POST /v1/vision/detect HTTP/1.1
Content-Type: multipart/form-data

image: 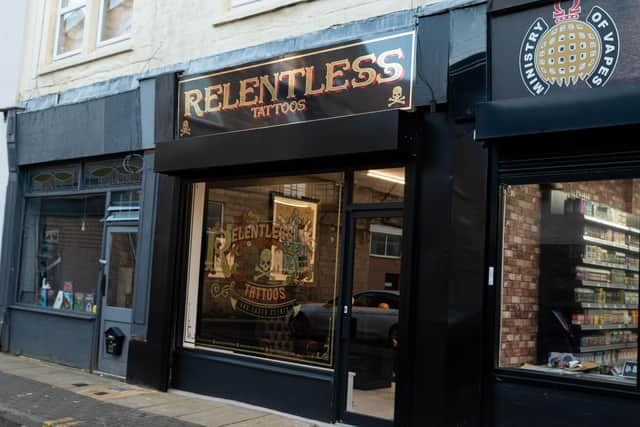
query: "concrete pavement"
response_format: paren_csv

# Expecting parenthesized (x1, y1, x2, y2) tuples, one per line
(0, 353, 326, 427)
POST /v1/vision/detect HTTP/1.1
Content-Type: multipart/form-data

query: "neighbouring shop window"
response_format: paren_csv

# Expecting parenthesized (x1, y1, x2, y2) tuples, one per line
(499, 180, 640, 385)
(98, 0, 134, 44)
(29, 164, 80, 193)
(83, 154, 143, 188)
(18, 195, 106, 313)
(106, 191, 140, 222)
(354, 168, 405, 204)
(54, 0, 87, 58)
(188, 173, 343, 367)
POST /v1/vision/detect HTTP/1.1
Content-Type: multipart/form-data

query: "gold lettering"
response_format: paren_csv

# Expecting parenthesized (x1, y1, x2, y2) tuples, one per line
(184, 89, 204, 118)
(326, 58, 351, 93)
(376, 49, 405, 84)
(204, 85, 223, 113)
(222, 82, 239, 110)
(279, 68, 306, 99)
(304, 66, 325, 96)
(239, 77, 259, 108)
(351, 53, 377, 88)
(259, 74, 280, 104)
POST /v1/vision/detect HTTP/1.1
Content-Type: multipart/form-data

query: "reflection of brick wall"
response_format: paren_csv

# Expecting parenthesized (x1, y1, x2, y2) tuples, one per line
(501, 184, 541, 367)
(501, 179, 639, 367)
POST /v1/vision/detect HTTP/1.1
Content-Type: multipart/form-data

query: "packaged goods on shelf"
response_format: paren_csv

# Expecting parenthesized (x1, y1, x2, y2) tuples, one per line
(576, 266, 611, 282)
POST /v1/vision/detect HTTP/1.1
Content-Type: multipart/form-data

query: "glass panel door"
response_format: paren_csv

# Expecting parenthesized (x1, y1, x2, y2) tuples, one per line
(343, 215, 403, 423)
(98, 226, 137, 377)
(106, 230, 137, 308)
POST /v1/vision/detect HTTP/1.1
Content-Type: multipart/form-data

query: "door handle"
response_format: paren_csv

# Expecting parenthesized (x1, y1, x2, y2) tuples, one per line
(99, 259, 107, 265)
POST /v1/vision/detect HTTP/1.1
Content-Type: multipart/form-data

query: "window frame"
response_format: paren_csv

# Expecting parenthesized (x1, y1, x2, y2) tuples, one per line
(213, 0, 311, 26)
(181, 174, 345, 370)
(16, 192, 108, 315)
(96, 0, 133, 48)
(52, 0, 88, 61)
(493, 168, 640, 393)
(43, 0, 134, 71)
(369, 224, 402, 259)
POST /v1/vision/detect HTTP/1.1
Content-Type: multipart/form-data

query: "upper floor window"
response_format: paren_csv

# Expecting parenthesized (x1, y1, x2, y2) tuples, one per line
(97, 0, 134, 45)
(229, 0, 261, 7)
(213, 0, 310, 26)
(54, 0, 87, 58)
(50, 0, 134, 63)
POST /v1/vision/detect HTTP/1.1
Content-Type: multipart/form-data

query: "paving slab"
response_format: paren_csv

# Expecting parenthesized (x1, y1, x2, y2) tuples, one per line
(0, 354, 321, 427)
(176, 405, 266, 426)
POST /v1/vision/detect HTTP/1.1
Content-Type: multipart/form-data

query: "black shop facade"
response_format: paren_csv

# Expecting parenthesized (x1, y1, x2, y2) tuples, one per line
(127, 4, 489, 425)
(477, 0, 640, 426)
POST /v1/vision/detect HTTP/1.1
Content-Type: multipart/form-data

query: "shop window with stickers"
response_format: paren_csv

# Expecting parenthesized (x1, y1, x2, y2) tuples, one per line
(183, 173, 343, 367)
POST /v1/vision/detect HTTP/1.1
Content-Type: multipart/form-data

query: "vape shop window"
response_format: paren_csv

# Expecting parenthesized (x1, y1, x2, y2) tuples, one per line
(18, 195, 106, 314)
(188, 173, 343, 367)
(499, 180, 640, 385)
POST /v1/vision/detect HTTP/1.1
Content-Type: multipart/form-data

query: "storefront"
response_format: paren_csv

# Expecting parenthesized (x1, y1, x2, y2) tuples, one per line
(477, 0, 640, 425)
(126, 2, 489, 425)
(0, 88, 158, 378)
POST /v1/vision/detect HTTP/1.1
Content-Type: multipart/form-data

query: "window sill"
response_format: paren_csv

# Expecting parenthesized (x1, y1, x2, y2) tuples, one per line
(9, 304, 96, 320)
(38, 40, 133, 77)
(213, 0, 311, 26)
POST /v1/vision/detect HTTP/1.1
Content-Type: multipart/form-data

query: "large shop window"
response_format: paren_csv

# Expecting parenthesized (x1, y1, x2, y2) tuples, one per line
(18, 195, 106, 313)
(184, 173, 343, 367)
(499, 180, 640, 385)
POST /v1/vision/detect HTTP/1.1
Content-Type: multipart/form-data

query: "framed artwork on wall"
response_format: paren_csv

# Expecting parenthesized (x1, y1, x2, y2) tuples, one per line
(271, 194, 318, 283)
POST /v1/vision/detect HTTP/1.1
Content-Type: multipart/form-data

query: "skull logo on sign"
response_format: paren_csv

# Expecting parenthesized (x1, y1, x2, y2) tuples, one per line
(254, 248, 272, 282)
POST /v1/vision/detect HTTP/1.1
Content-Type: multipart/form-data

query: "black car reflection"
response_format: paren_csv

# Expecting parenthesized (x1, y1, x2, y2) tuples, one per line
(290, 290, 399, 346)
(291, 290, 399, 389)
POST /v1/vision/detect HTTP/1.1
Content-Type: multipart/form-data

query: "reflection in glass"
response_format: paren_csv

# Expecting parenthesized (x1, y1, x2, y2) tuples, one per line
(18, 195, 105, 314)
(195, 173, 343, 367)
(354, 168, 405, 204)
(347, 216, 402, 421)
(56, 8, 86, 56)
(99, 0, 134, 42)
(107, 231, 137, 308)
(500, 180, 639, 385)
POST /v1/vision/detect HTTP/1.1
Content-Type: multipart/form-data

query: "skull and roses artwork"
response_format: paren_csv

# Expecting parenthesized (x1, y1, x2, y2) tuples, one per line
(202, 195, 318, 320)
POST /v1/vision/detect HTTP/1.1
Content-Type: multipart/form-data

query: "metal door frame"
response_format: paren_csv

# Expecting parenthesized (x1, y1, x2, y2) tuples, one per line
(97, 225, 138, 376)
(337, 207, 404, 427)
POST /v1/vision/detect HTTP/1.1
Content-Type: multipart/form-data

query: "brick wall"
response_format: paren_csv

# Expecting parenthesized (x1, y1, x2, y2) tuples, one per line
(500, 179, 640, 367)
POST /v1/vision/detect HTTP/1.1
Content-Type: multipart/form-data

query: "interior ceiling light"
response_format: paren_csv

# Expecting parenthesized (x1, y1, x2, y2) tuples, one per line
(366, 170, 405, 185)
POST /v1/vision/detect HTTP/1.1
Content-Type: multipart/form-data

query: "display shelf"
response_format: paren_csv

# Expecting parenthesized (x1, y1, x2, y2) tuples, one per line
(578, 324, 638, 331)
(538, 190, 640, 364)
(583, 235, 639, 252)
(581, 258, 638, 272)
(584, 215, 640, 234)
(579, 343, 636, 353)
(581, 280, 639, 291)
(580, 303, 637, 310)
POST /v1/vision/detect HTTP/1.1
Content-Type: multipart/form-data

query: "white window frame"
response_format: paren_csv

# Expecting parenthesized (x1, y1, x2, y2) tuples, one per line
(213, 0, 311, 26)
(96, 0, 133, 48)
(369, 224, 402, 259)
(53, 0, 87, 61)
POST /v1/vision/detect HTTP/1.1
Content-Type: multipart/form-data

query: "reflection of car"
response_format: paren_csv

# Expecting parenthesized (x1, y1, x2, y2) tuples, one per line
(290, 290, 399, 347)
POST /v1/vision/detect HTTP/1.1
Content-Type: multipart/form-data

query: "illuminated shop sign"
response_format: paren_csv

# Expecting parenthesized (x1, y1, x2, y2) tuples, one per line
(177, 31, 415, 138)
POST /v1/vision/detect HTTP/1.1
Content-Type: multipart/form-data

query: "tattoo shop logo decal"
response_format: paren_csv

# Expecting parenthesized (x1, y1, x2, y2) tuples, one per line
(519, 0, 620, 96)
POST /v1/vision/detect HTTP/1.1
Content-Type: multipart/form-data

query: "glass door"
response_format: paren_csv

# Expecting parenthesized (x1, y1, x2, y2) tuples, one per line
(97, 226, 137, 377)
(341, 213, 403, 425)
